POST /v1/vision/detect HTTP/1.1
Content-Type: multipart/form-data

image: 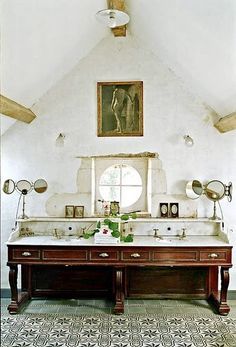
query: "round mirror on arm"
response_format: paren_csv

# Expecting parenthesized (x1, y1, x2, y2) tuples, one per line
(205, 180, 225, 201)
(16, 180, 33, 195)
(16, 180, 33, 219)
(186, 180, 203, 199)
(205, 180, 225, 220)
(2, 179, 15, 194)
(34, 179, 48, 193)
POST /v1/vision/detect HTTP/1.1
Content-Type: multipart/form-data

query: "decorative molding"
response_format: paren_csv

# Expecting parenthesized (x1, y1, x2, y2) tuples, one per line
(76, 152, 159, 159)
(0, 94, 36, 123)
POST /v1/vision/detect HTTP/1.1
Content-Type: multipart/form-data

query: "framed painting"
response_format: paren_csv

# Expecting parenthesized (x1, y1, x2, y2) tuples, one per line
(97, 81, 143, 137)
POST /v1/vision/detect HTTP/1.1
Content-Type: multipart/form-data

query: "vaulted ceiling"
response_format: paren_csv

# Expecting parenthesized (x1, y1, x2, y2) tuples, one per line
(1, 0, 236, 134)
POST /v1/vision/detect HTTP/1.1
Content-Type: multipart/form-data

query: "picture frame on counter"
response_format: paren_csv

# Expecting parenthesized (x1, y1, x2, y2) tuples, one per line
(110, 201, 120, 216)
(65, 205, 74, 218)
(160, 203, 169, 218)
(170, 203, 179, 218)
(74, 206, 84, 218)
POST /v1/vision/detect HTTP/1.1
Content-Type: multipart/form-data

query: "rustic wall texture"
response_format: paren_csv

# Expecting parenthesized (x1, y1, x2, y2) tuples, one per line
(1, 35, 236, 289)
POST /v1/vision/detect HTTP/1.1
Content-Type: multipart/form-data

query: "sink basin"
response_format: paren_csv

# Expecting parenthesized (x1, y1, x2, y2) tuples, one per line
(155, 238, 172, 243)
(155, 237, 189, 244)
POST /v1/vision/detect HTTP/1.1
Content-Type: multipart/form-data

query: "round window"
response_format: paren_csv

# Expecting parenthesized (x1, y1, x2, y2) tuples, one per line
(99, 164, 142, 208)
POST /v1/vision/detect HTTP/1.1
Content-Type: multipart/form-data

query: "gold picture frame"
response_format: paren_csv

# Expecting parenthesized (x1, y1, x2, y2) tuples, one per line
(110, 201, 120, 216)
(74, 206, 84, 218)
(65, 205, 74, 218)
(97, 81, 143, 137)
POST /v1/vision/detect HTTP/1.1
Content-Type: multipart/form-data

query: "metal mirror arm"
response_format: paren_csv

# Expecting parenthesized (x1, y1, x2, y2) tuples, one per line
(2, 178, 48, 222)
(225, 182, 233, 202)
(186, 179, 233, 220)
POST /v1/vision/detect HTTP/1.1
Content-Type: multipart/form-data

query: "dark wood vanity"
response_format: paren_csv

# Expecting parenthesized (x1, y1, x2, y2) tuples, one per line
(7, 242, 232, 315)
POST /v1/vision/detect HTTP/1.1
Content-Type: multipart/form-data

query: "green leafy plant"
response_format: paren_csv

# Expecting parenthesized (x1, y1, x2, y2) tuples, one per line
(83, 213, 136, 242)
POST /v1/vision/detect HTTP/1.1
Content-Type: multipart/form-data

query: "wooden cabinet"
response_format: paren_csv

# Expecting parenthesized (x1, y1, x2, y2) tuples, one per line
(7, 243, 232, 316)
(121, 250, 150, 261)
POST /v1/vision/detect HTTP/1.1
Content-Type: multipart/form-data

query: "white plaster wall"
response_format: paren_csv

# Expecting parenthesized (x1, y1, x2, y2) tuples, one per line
(1, 34, 236, 289)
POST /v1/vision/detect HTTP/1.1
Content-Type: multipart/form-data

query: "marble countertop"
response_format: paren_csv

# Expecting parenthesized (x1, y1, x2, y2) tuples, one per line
(6, 235, 231, 247)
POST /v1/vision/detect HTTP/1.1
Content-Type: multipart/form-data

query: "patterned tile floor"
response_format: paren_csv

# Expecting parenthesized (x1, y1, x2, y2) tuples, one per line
(1, 297, 236, 316)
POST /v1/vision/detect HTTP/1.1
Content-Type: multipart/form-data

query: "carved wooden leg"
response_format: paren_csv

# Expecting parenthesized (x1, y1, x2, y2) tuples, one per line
(208, 266, 230, 316)
(8, 265, 19, 314)
(113, 267, 124, 314)
(8, 264, 29, 314)
(218, 267, 230, 315)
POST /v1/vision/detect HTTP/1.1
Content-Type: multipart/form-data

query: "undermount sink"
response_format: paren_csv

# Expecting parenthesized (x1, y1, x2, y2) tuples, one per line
(155, 236, 189, 243)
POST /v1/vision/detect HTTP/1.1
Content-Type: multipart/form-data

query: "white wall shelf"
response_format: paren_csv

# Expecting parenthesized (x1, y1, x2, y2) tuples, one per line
(17, 217, 223, 223)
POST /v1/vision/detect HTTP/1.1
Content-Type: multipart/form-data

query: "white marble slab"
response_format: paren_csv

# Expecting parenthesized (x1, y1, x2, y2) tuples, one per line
(6, 235, 231, 247)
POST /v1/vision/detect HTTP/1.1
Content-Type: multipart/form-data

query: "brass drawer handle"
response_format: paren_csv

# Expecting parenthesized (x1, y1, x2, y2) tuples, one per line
(22, 251, 32, 257)
(99, 252, 109, 258)
(131, 253, 141, 258)
(208, 253, 219, 259)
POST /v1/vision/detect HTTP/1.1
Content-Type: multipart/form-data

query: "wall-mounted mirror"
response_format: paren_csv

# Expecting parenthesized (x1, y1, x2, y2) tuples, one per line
(226, 182, 233, 202)
(34, 179, 48, 193)
(2, 179, 15, 194)
(2, 178, 48, 219)
(186, 180, 203, 199)
(185, 179, 232, 220)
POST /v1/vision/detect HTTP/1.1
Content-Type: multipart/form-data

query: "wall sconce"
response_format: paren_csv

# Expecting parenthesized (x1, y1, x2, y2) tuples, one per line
(55, 133, 65, 147)
(183, 135, 194, 147)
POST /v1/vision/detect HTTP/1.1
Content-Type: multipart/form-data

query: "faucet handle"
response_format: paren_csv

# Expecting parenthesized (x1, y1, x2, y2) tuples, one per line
(181, 228, 186, 239)
(153, 228, 159, 238)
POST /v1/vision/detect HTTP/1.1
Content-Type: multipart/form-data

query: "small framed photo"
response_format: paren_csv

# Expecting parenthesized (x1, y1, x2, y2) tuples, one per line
(110, 201, 120, 216)
(65, 205, 74, 218)
(170, 203, 179, 218)
(160, 203, 169, 218)
(74, 206, 84, 218)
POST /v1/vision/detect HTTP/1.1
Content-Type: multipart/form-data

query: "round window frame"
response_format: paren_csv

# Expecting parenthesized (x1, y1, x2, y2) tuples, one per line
(98, 164, 143, 209)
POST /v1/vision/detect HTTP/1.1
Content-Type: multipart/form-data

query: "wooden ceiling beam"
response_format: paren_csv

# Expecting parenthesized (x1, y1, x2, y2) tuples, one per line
(107, 0, 127, 37)
(214, 111, 236, 133)
(0, 95, 36, 123)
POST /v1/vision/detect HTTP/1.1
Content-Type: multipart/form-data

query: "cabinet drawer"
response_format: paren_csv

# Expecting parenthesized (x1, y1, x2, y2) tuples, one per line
(153, 251, 198, 262)
(42, 250, 88, 261)
(200, 251, 228, 262)
(13, 249, 40, 260)
(121, 250, 150, 261)
(90, 250, 119, 261)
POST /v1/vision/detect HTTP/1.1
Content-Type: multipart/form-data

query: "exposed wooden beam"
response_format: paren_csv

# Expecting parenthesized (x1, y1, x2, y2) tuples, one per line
(112, 25, 127, 37)
(0, 95, 36, 123)
(214, 112, 236, 133)
(107, 0, 127, 37)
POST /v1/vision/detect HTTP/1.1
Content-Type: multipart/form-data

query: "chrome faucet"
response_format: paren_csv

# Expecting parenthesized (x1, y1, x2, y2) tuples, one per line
(153, 228, 163, 240)
(53, 228, 62, 239)
(179, 228, 187, 240)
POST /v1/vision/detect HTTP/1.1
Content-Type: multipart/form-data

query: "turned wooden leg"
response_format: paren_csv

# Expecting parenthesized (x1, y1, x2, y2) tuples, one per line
(113, 267, 124, 314)
(8, 264, 29, 314)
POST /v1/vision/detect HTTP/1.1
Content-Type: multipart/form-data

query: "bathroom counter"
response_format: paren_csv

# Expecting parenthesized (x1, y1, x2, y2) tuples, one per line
(7, 234, 232, 316)
(6, 234, 231, 247)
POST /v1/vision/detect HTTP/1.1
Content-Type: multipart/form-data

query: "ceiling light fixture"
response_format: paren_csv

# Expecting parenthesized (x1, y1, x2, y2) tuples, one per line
(96, 9, 130, 28)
